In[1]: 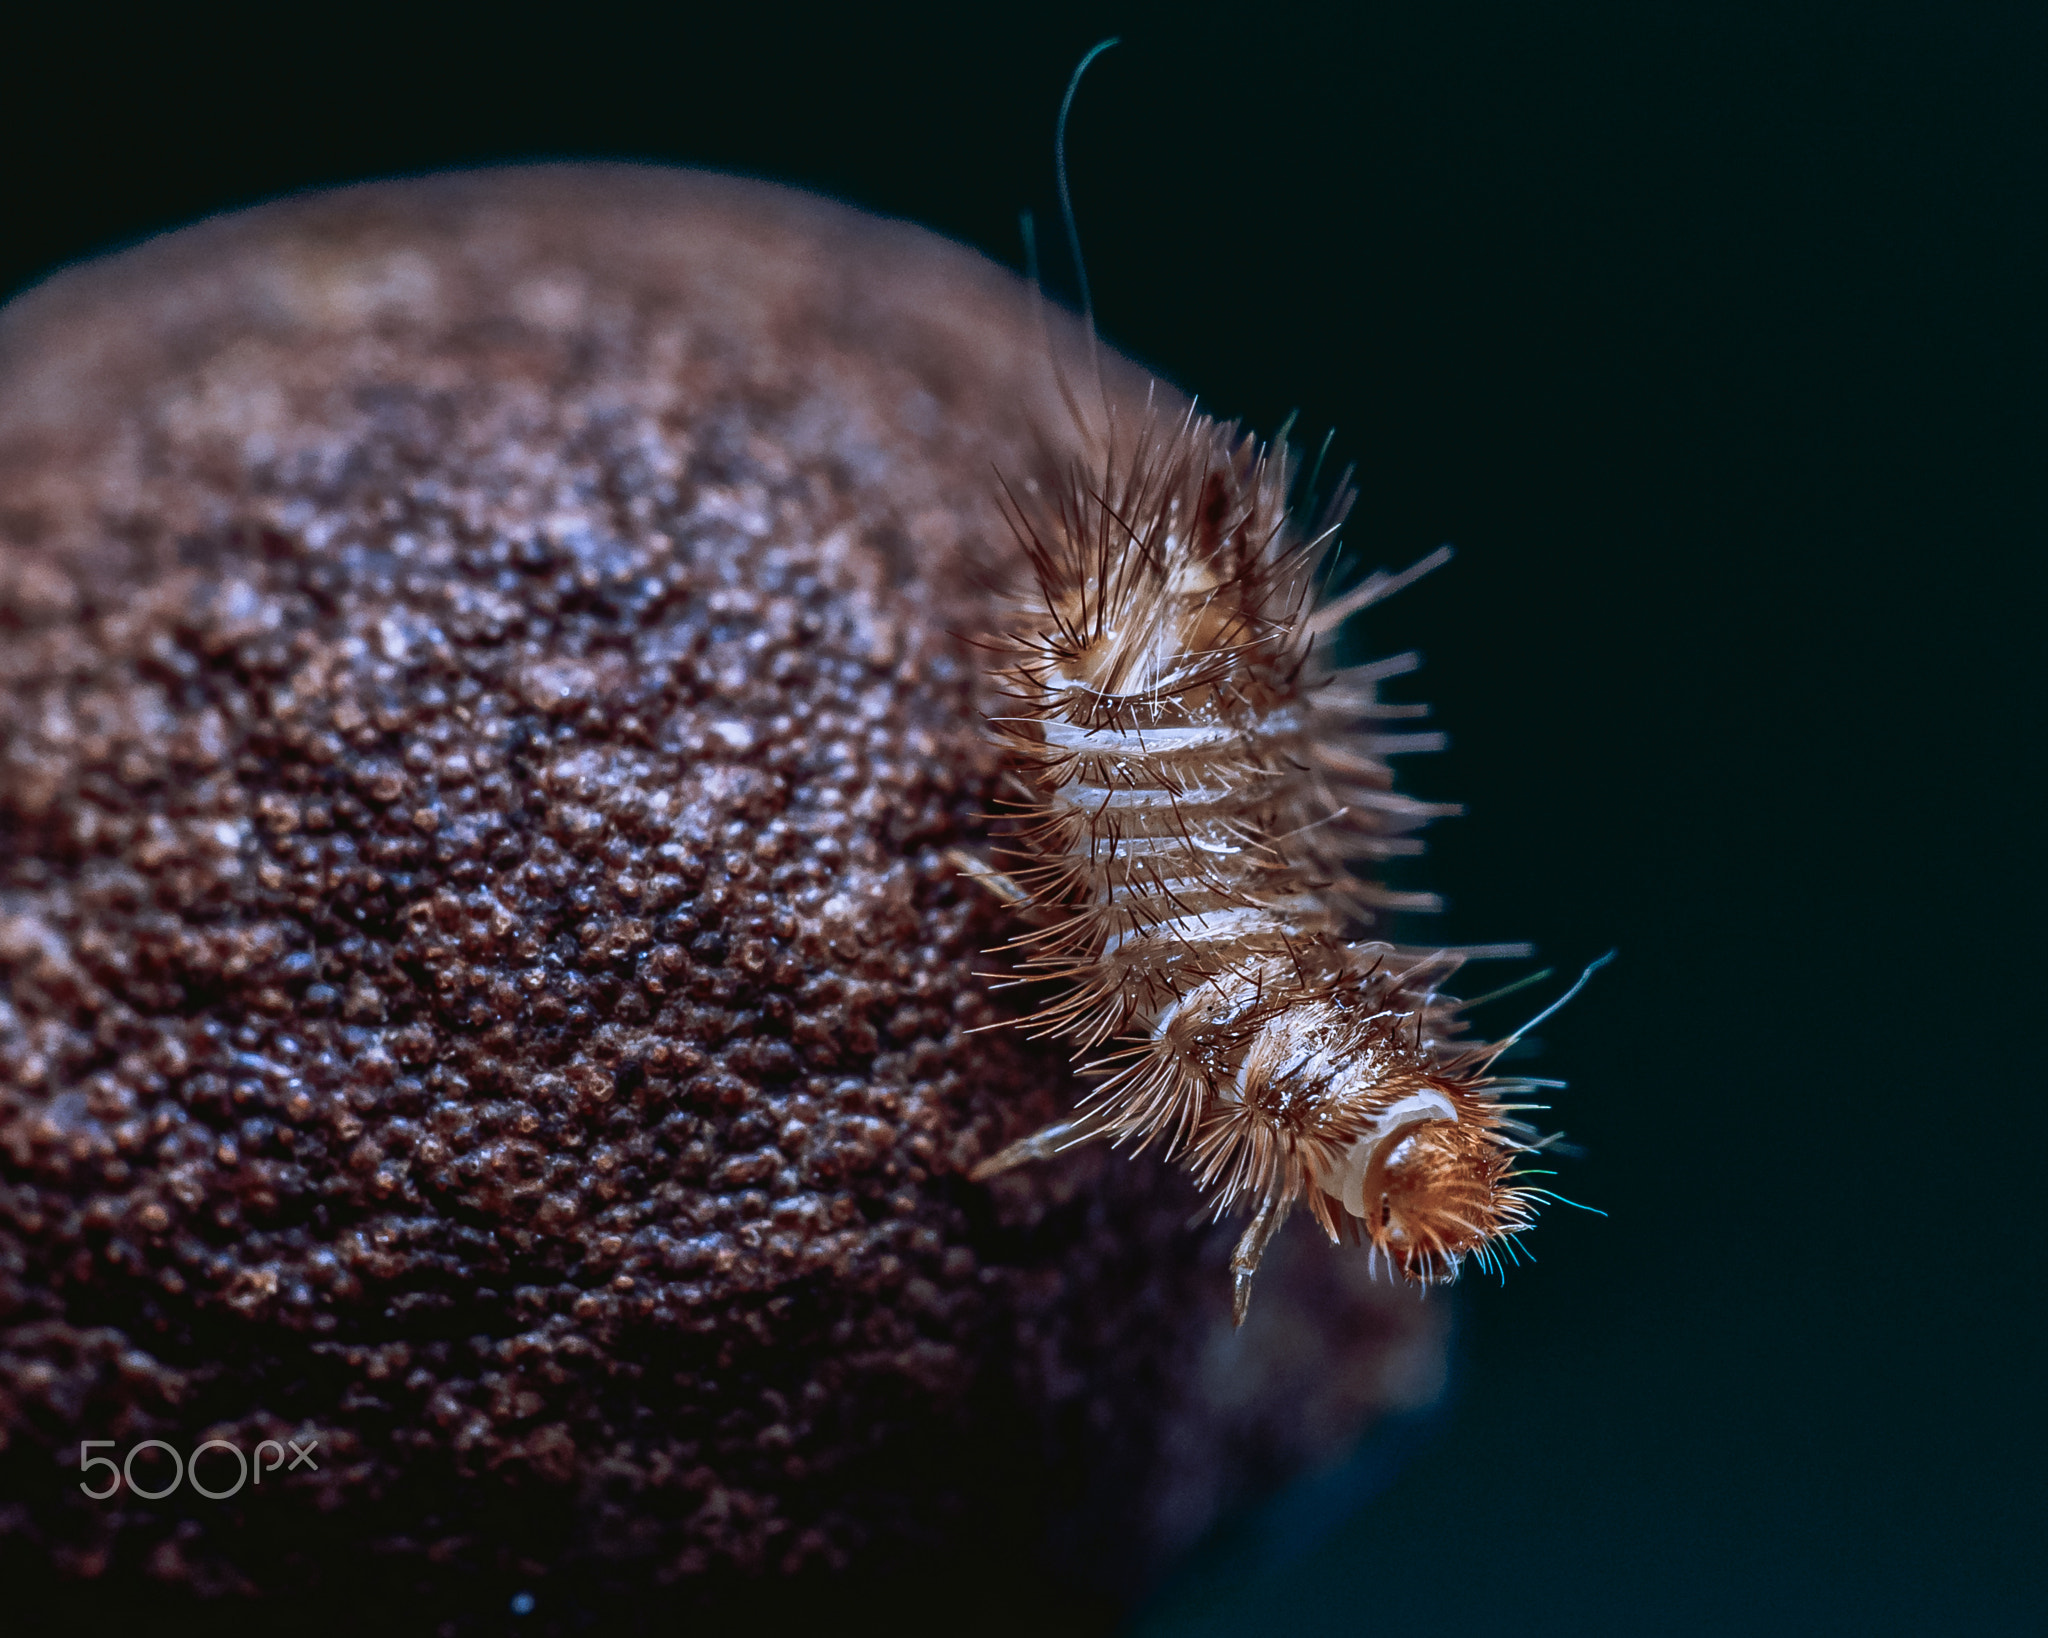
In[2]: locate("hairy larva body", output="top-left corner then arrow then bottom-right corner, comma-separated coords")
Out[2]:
970,407 -> 1572,1321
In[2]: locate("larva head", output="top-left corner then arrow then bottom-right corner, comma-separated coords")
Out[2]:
1192,985 -> 1534,1281
1255,1016 -> 1536,1283
1343,1109 -> 1536,1283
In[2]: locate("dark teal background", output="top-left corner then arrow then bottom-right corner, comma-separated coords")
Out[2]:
4,4 -> 2040,1633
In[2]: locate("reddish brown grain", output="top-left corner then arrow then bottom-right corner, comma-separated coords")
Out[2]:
0,168 -> 1445,1628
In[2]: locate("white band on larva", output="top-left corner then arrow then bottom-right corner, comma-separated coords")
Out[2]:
1100,906 -> 1276,959
1051,783 -> 1249,812
1036,720 -> 1246,754
1324,1090 -> 1463,1220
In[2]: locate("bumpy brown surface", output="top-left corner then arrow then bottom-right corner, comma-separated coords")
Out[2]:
0,167 -> 1445,1632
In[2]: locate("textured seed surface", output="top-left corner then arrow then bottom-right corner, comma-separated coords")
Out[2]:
0,167 -> 1445,1627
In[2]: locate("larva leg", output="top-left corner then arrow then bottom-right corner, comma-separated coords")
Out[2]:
969,1118 -> 1096,1181
1229,1196 -> 1292,1328
945,847 -> 1032,909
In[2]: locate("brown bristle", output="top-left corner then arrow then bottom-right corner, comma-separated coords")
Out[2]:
969,406 -> 1551,1322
